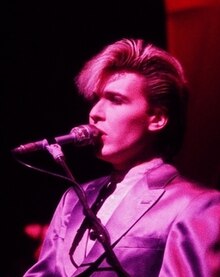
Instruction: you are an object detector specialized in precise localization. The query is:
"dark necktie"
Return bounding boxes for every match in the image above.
[91,179,117,214]
[89,179,117,240]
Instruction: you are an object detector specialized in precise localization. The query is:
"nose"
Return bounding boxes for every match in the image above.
[89,100,105,124]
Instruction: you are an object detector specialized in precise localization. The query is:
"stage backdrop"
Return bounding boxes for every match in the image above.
[165,0,220,188]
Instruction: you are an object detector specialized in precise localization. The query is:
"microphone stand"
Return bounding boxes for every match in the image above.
[46,143,130,277]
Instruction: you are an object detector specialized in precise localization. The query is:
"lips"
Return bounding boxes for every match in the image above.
[87,125,103,144]
[92,125,107,136]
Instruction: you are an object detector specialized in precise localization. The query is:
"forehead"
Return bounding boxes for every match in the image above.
[99,71,147,95]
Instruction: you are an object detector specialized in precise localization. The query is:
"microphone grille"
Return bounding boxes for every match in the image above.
[70,124,100,146]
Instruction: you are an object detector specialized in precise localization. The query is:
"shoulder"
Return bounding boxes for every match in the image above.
[169,172,220,199]
[172,184,220,238]
[165,173,220,220]
[150,162,220,213]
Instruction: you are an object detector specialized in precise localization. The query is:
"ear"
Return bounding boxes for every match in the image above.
[148,108,168,132]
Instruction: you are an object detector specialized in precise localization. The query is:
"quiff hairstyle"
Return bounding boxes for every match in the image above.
[75,38,189,161]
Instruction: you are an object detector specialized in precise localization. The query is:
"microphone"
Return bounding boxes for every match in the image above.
[11,124,100,154]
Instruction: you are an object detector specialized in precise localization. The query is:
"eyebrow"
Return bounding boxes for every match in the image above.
[104,91,130,102]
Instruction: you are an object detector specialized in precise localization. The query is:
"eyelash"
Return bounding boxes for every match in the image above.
[108,96,123,105]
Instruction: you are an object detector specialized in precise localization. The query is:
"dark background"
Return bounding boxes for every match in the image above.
[3,2,220,276]
[2,1,167,276]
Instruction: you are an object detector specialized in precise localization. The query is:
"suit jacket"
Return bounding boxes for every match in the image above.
[23,163,220,277]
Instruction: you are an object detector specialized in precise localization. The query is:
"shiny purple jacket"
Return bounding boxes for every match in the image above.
[23,163,220,276]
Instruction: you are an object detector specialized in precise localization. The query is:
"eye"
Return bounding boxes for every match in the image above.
[110,96,123,105]
[106,92,126,105]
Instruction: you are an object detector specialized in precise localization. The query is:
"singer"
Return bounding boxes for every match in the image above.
[22,38,220,277]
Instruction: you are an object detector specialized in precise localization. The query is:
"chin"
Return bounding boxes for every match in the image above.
[95,146,124,163]
[96,151,114,163]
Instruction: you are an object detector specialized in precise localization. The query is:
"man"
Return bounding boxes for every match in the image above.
[23,38,220,276]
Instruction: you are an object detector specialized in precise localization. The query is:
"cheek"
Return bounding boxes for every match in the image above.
[111,119,148,146]
[122,115,148,133]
